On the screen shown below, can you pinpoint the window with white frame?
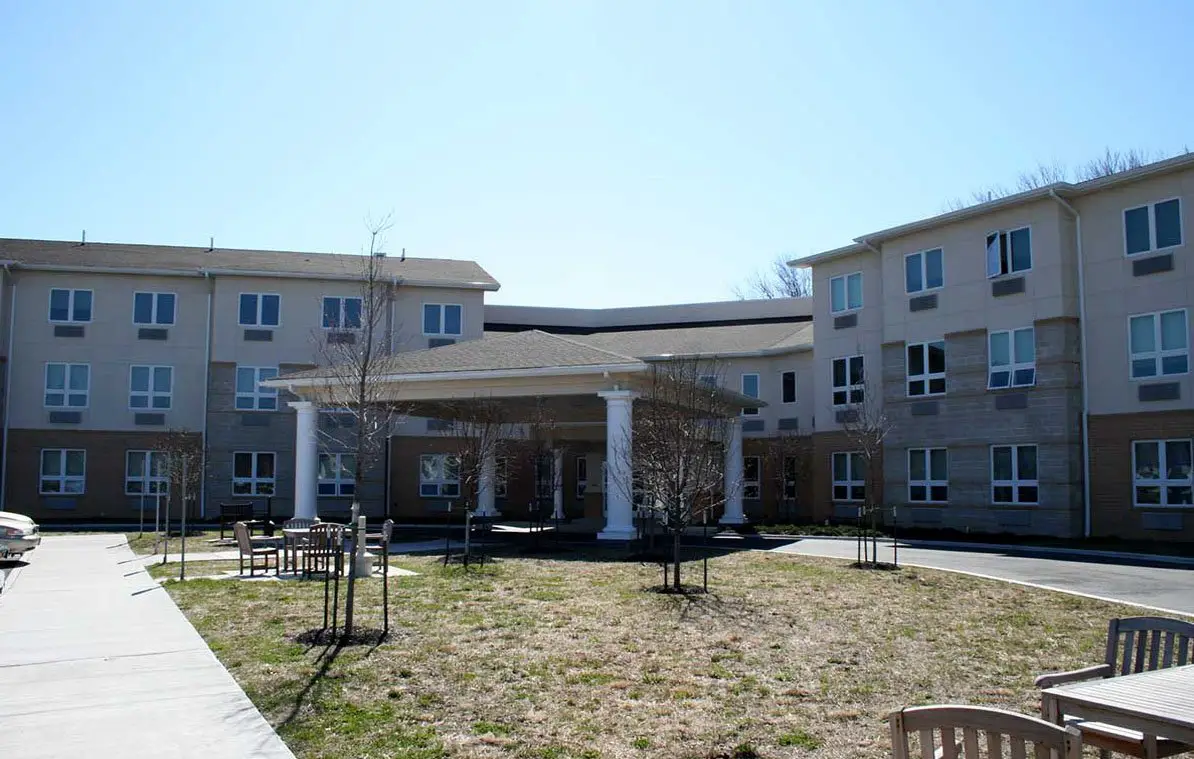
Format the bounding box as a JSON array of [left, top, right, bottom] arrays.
[[988, 328, 1035, 389], [419, 454, 460, 497], [318, 453, 356, 496], [907, 341, 945, 397], [1132, 440, 1192, 507], [232, 451, 275, 495], [1129, 309, 1188, 379], [322, 296, 362, 329], [1125, 198, 1182, 256], [133, 292, 175, 325], [832, 452, 865, 502], [423, 303, 462, 336], [986, 227, 1032, 277], [130, 365, 173, 410], [698, 374, 717, 388], [495, 456, 509, 499], [238, 293, 280, 327], [742, 455, 761, 499], [125, 451, 168, 495], [741, 373, 760, 415], [905, 248, 944, 293], [831, 355, 864, 406], [908, 448, 948, 503], [829, 272, 863, 314], [576, 456, 588, 500], [782, 456, 798, 500], [235, 366, 279, 410], [781, 370, 797, 404], [991, 445, 1038, 504], [48, 288, 92, 323], [40, 448, 86, 494], [45, 363, 90, 408]]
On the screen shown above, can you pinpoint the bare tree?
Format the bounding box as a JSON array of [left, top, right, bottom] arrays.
[[313, 217, 406, 638], [615, 359, 736, 592], [507, 397, 564, 529], [838, 371, 894, 568], [760, 431, 808, 525], [733, 255, 813, 300], [428, 398, 517, 518], [153, 428, 204, 578]]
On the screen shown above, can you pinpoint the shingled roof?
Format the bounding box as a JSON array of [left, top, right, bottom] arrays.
[[0, 238, 499, 290], [560, 321, 813, 359]]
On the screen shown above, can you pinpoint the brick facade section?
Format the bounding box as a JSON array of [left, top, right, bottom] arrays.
[[1089, 411, 1194, 541], [6, 428, 202, 521]]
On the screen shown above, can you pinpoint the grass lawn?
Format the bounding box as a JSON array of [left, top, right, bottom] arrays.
[[147, 559, 240, 580], [125, 530, 224, 555], [163, 549, 1137, 758]]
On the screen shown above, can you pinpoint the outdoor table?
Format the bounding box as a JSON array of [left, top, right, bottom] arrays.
[[281, 528, 311, 574], [1042, 663, 1194, 745]]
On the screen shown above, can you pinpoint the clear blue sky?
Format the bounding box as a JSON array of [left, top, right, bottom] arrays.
[[2, 1, 1191, 308]]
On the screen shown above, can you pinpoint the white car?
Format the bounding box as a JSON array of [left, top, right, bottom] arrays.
[[0, 511, 40, 559]]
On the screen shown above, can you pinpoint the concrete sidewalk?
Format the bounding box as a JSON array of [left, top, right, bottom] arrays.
[[0, 535, 295, 759]]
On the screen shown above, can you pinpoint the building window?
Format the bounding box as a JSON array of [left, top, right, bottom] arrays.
[[318, 453, 356, 496], [1129, 309, 1188, 379], [423, 304, 463, 336], [576, 456, 588, 500], [233, 452, 275, 495], [238, 293, 280, 327], [1125, 198, 1182, 256], [829, 272, 863, 314], [130, 365, 173, 410], [781, 370, 797, 404], [905, 248, 944, 293], [125, 451, 168, 495], [1132, 440, 1192, 507], [988, 328, 1035, 389], [832, 452, 865, 502], [782, 456, 799, 500], [742, 455, 761, 500], [741, 373, 760, 416], [986, 227, 1032, 278], [832, 355, 865, 407], [40, 448, 86, 494], [322, 296, 362, 329], [908, 448, 948, 503], [907, 341, 946, 397], [133, 292, 175, 326], [235, 366, 279, 410], [49, 288, 93, 323], [45, 363, 90, 408], [991, 445, 1038, 504], [495, 456, 509, 499], [419, 454, 460, 497]]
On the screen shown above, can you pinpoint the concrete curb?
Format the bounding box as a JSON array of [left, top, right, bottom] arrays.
[[752, 533, 1194, 568]]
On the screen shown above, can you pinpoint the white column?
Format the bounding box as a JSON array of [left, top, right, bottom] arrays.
[[552, 447, 564, 519], [475, 442, 498, 516], [290, 401, 319, 520], [598, 390, 638, 540], [720, 416, 746, 525]]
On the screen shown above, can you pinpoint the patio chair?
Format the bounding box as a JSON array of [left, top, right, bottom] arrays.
[[365, 519, 394, 573], [303, 523, 344, 578], [219, 502, 254, 540], [234, 521, 279, 577], [1034, 616, 1194, 758], [889, 705, 1082, 759]]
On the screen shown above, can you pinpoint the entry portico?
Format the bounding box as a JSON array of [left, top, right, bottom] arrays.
[[269, 330, 759, 539]]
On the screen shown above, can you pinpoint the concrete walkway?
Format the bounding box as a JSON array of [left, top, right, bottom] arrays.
[[0, 535, 295, 759], [767, 537, 1194, 616]]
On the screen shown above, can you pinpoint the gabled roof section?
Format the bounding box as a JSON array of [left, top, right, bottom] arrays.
[[792, 151, 1194, 268], [564, 321, 814, 359], [283, 330, 645, 382], [0, 238, 500, 290]]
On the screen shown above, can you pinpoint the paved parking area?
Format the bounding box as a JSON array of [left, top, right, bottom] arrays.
[[0, 535, 294, 759]]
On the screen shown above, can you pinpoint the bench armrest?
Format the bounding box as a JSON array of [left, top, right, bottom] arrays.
[[1034, 663, 1113, 689]]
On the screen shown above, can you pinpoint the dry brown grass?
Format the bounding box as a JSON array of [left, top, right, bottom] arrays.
[[164, 549, 1135, 759], [125, 530, 223, 555]]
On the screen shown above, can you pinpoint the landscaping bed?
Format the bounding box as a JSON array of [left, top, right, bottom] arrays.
[[164, 549, 1132, 758]]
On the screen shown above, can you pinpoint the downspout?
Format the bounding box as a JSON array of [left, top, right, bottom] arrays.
[[199, 270, 214, 518], [0, 268, 13, 510], [1048, 190, 1091, 538]]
